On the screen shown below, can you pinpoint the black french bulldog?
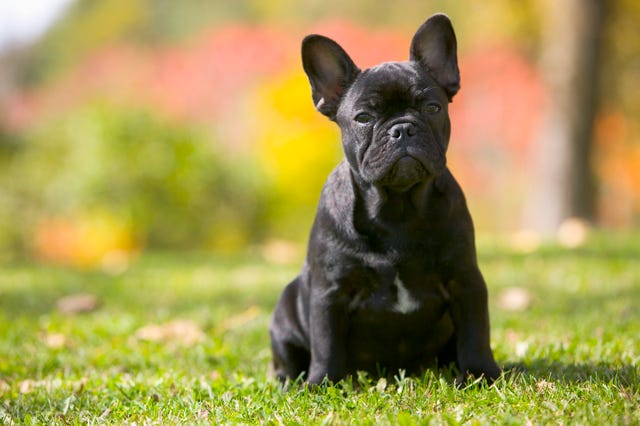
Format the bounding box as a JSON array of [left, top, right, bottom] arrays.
[[269, 14, 501, 385]]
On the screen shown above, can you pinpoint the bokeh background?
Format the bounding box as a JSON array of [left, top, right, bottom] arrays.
[[0, 0, 638, 269]]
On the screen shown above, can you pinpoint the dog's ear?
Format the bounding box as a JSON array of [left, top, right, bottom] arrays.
[[410, 14, 460, 101], [302, 35, 360, 120]]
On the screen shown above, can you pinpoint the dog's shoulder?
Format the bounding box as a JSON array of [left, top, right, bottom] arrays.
[[307, 161, 359, 246], [431, 168, 474, 226], [318, 161, 355, 219], [434, 169, 466, 203]]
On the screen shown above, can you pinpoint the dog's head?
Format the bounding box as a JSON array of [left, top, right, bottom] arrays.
[[302, 14, 459, 192]]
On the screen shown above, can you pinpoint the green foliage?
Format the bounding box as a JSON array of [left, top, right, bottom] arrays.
[[0, 103, 265, 257], [20, 0, 148, 86], [0, 233, 638, 423]]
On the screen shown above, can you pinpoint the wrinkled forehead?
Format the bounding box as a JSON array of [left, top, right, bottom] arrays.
[[367, 61, 420, 80], [347, 61, 441, 106]]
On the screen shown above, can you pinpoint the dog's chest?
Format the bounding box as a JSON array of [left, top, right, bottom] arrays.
[[347, 262, 449, 316], [391, 273, 420, 314]]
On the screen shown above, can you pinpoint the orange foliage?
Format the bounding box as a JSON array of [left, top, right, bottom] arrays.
[[449, 45, 546, 193], [3, 24, 295, 131], [3, 20, 638, 236], [148, 25, 295, 122], [33, 211, 137, 270], [594, 110, 640, 227]]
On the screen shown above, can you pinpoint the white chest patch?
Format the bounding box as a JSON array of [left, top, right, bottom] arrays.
[[392, 274, 421, 314]]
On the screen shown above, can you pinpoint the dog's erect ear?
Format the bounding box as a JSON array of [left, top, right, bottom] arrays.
[[410, 14, 460, 101], [302, 35, 360, 120]]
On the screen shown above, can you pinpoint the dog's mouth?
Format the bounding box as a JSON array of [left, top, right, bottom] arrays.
[[381, 155, 428, 192], [360, 133, 447, 191]]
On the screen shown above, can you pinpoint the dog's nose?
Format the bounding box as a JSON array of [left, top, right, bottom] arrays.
[[388, 123, 417, 141]]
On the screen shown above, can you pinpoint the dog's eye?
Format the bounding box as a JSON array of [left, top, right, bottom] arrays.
[[424, 103, 442, 114], [354, 112, 374, 124]]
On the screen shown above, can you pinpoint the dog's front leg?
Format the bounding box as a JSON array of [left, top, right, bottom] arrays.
[[448, 267, 501, 383], [307, 281, 349, 384]]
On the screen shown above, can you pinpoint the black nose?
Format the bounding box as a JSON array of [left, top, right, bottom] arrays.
[[388, 122, 417, 140]]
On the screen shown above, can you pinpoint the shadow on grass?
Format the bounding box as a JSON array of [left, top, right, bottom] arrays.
[[505, 359, 639, 387]]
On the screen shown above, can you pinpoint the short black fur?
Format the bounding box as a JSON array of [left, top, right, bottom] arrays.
[[270, 13, 501, 385]]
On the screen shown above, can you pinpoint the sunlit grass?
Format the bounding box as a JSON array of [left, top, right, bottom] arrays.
[[1, 233, 638, 424]]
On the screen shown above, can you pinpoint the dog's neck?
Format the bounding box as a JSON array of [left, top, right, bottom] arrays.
[[352, 172, 437, 224]]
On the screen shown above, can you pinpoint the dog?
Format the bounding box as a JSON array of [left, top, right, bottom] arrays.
[[269, 14, 501, 385]]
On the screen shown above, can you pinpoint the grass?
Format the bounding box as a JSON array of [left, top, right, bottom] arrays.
[[0, 232, 639, 424]]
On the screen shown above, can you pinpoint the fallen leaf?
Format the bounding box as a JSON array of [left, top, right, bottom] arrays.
[[75, 377, 88, 393], [536, 379, 556, 392], [230, 266, 266, 286], [261, 239, 301, 264], [17, 379, 66, 394], [219, 306, 261, 331], [516, 341, 530, 357], [18, 380, 34, 394], [376, 377, 387, 392], [135, 320, 205, 347], [98, 408, 112, 421], [0, 380, 9, 396], [510, 229, 541, 253], [221, 391, 233, 404], [42, 332, 67, 349], [56, 293, 100, 314], [557, 217, 590, 248], [496, 287, 533, 312], [100, 250, 132, 275], [504, 329, 522, 344]]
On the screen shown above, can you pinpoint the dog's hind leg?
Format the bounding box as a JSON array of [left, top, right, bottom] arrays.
[[269, 277, 311, 382], [270, 338, 310, 383]]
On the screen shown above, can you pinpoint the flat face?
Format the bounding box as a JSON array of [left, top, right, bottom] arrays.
[[336, 61, 451, 192]]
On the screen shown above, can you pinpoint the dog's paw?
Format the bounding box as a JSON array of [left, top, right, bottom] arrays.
[[455, 363, 502, 388]]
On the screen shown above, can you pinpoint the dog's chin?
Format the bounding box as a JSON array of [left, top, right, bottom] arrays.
[[380, 156, 430, 193]]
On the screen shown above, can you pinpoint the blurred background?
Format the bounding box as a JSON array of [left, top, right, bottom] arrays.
[[0, 0, 638, 269]]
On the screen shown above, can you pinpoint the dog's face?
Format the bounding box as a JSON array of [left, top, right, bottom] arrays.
[[302, 14, 460, 192], [336, 62, 452, 191]]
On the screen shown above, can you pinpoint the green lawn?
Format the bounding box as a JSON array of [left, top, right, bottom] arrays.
[[1, 233, 638, 424]]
